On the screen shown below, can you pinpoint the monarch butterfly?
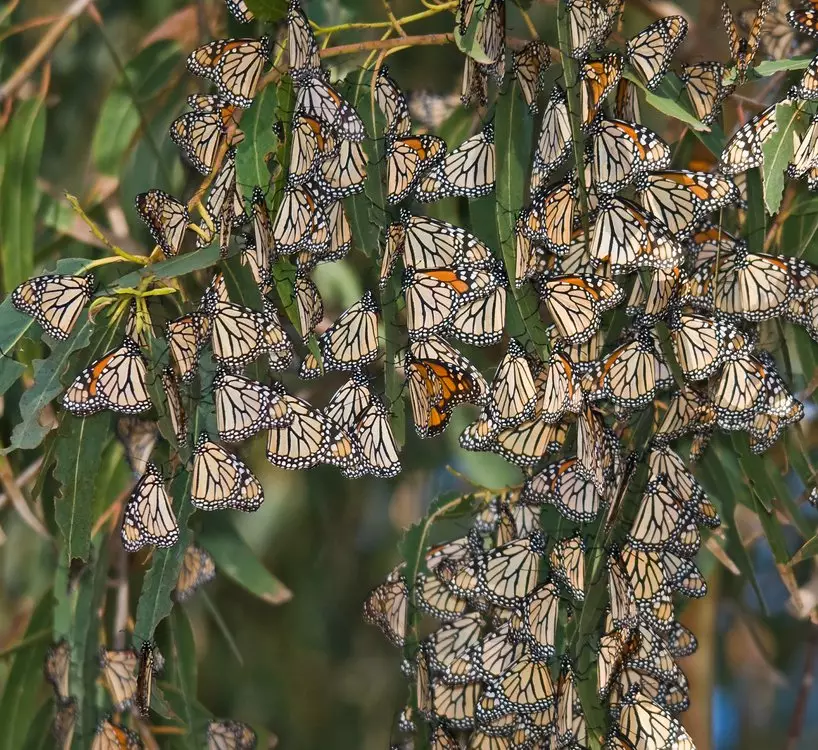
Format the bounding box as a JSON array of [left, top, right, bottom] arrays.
[[226, 0, 253, 22], [160, 368, 187, 446], [415, 572, 469, 621], [212, 370, 291, 442], [613, 690, 694, 750], [576, 404, 619, 495], [198, 146, 246, 255], [115, 418, 158, 479], [626, 267, 682, 324], [202, 296, 291, 371], [619, 544, 666, 601], [175, 544, 216, 601], [590, 196, 685, 273], [469, 623, 526, 683], [44, 640, 70, 702], [165, 312, 208, 384], [598, 625, 640, 699], [405, 336, 488, 437], [550, 535, 586, 601], [530, 87, 572, 190], [375, 65, 412, 137], [99, 648, 138, 711], [448, 283, 506, 347], [463, 413, 567, 467], [400, 211, 494, 269], [310, 138, 368, 200], [626, 16, 688, 90], [242, 188, 273, 289], [667, 311, 745, 381], [636, 170, 739, 239], [648, 446, 720, 528], [743, 0, 810, 59], [475, 532, 545, 607], [513, 218, 542, 287], [135, 189, 188, 257], [187, 36, 270, 108], [293, 271, 324, 338], [525, 458, 603, 524], [324, 373, 372, 430], [191, 434, 263, 511], [430, 678, 480, 730], [422, 612, 482, 684], [318, 290, 379, 370], [680, 62, 734, 126], [512, 41, 551, 113], [556, 665, 585, 746], [294, 72, 366, 142], [458, 0, 506, 77], [386, 133, 447, 205], [626, 478, 688, 552], [287, 0, 321, 77], [722, 0, 773, 83], [90, 720, 142, 750], [519, 581, 560, 662], [461, 56, 489, 108], [206, 720, 257, 750], [591, 118, 671, 194], [520, 180, 576, 255], [579, 53, 623, 129], [661, 550, 707, 597], [169, 104, 233, 175], [402, 264, 503, 340], [497, 652, 556, 713], [12, 272, 94, 341], [565, 0, 606, 59], [788, 0, 818, 40], [271, 184, 329, 254], [615, 78, 641, 122], [787, 111, 818, 184], [298, 351, 323, 380], [287, 113, 336, 186], [135, 641, 162, 717], [62, 335, 152, 417], [666, 620, 698, 658], [532, 352, 583, 425], [708, 353, 778, 429], [357, 399, 402, 478], [415, 121, 495, 202], [791, 54, 818, 101], [482, 340, 537, 428], [537, 274, 625, 345], [363, 567, 408, 647], [587, 331, 674, 412], [719, 100, 790, 175], [121, 462, 178, 552], [266, 387, 363, 476]]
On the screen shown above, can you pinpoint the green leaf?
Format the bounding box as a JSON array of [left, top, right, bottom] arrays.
[[21, 701, 54, 750], [761, 103, 804, 214], [198, 519, 292, 605], [236, 85, 279, 197], [454, 0, 494, 64], [53, 414, 113, 563], [115, 245, 221, 291], [91, 42, 182, 175], [494, 81, 549, 360], [755, 56, 814, 76], [244, 0, 287, 22], [0, 591, 52, 750], [745, 169, 766, 253], [133, 464, 196, 644], [0, 97, 46, 293], [3, 316, 99, 455], [166, 608, 199, 750]]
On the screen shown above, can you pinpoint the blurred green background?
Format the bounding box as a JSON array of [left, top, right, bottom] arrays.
[[1, 1, 818, 749]]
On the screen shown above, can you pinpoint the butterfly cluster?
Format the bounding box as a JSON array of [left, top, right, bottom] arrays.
[[364, 1, 818, 749]]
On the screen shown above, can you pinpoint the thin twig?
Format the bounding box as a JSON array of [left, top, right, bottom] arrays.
[[0, 455, 50, 539], [0, 0, 95, 103], [0, 457, 43, 511], [381, 0, 407, 37], [786, 626, 818, 750], [319, 32, 454, 59]]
